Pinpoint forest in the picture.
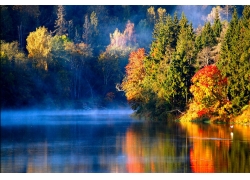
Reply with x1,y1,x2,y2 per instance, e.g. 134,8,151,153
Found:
1,5,249,123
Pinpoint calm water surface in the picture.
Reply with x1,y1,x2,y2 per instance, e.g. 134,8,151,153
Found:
1,110,250,173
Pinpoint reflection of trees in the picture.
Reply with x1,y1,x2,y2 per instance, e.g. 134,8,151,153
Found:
180,122,250,173
227,125,250,173
1,141,51,173
123,122,190,173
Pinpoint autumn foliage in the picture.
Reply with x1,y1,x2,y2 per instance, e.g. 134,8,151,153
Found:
121,48,146,108
181,65,231,121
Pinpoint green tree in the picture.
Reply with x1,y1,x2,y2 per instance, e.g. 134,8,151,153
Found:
218,7,250,115
143,12,173,98
139,11,183,119
212,7,222,38
167,13,196,110
201,22,216,48
195,20,218,69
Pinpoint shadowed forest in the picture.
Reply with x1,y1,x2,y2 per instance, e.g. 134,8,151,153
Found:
1,5,249,123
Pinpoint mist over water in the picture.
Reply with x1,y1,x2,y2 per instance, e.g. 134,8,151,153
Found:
1,109,134,126
1,108,250,172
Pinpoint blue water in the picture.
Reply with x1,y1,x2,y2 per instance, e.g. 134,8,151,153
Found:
1,110,250,173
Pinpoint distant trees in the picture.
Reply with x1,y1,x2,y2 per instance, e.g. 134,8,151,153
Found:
65,41,93,99
0,5,249,121
98,20,137,97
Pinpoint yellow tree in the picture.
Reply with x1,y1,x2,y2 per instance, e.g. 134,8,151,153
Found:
121,48,146,110
26,26,52,71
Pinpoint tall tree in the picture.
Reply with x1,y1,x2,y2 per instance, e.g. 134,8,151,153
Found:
82,14,91,44
167,13,196,109
98,21,137,97
121,48,146,110
67,20,74,40
212,7,222,38
54,5,67,36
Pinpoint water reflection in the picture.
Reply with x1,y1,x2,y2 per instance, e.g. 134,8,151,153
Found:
1,112,250,173
122,122,191,173
1,112,133,173
180,122,250,173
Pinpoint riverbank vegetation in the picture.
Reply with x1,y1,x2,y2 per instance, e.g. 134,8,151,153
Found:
121,6,250,123
1,5,249,123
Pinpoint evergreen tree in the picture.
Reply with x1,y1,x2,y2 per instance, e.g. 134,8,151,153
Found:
172,11,180,48
54,5,67,36
201,22,216,48
212,7,222,38
167,15,196,109
138,10,181,119
82,14,91,44
218,7,250,115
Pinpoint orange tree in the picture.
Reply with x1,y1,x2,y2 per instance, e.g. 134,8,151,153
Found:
180,64,231,121
121,48,146,110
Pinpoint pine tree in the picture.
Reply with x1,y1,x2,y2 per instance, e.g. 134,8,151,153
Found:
172,11,180,48
143,12,176,99
54,5,67,36
139,10,181,118
167,14,196,109
212,7,222,38
201,22,216,48
82,14,91,44
218,7,250,115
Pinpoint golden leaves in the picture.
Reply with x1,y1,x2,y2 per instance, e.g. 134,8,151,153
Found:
26,26,52,59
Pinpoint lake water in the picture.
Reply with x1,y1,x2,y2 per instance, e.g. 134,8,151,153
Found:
1,110,250,173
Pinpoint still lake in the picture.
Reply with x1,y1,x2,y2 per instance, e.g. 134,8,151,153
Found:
1,110,250,173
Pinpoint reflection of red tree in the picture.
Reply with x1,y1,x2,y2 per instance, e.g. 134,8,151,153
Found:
124,130,144,173
190,142,215,173
181,122,232,173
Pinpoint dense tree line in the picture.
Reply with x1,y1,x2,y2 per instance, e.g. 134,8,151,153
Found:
0,5,209,110
121,6,250,122
1,5,249,123
1,5,156,109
